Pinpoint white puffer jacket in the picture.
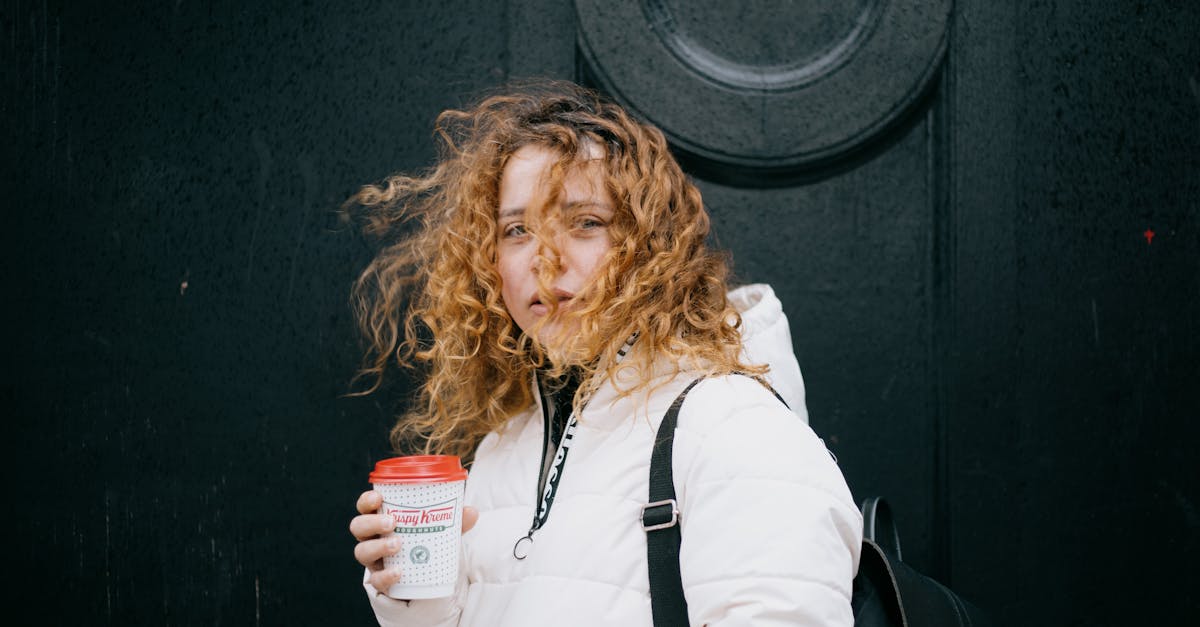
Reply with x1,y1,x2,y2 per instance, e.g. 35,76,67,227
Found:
366,284,862,626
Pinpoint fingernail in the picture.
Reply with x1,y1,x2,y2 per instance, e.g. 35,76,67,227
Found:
381,516,394,529
388,538,402,552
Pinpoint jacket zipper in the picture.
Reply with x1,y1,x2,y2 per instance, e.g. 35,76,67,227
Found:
534,375,552,504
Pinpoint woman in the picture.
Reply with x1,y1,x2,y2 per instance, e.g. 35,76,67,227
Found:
347,81,861,626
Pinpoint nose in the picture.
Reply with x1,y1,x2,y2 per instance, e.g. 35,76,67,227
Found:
532,231,566,274
532,247,563,276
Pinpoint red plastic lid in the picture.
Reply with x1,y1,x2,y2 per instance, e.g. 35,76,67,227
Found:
369,455,468,484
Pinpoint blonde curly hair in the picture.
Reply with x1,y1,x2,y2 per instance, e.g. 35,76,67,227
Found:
348,81,763,461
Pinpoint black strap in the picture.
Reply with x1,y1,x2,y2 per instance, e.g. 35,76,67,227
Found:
644,378,703,627
860,496,902,561
644,374,791,626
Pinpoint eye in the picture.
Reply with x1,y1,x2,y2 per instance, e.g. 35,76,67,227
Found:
573,215,607,231
501,222,528,238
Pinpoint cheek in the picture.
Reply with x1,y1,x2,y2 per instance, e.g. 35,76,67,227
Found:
496,261,515,301
579,240,613,280
495,255,525,316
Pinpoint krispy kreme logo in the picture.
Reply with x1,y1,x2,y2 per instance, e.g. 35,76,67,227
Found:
383,498,457,534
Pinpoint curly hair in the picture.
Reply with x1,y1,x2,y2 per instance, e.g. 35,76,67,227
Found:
347,80,763,462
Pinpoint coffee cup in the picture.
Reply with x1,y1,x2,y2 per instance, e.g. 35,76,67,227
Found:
369,455,468,599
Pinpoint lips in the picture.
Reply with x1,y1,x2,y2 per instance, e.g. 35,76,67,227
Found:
529,289,575,316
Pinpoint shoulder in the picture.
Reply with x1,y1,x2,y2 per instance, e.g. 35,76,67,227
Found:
672,374,850,501
676,374,797,435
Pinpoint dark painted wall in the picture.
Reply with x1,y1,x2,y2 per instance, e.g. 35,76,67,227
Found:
943,3,1199,624
962,2,1199,621
4,1,1197,625
5,2,512,624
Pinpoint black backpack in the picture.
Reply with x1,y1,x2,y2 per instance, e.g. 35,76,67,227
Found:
640,377,991,626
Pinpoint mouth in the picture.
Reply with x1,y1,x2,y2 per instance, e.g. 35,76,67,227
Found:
530,290,574,315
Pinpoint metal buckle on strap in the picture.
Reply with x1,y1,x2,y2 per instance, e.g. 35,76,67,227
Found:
641,499,680,531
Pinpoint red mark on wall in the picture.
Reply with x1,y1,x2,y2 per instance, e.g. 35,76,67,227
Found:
1143,229,1155,244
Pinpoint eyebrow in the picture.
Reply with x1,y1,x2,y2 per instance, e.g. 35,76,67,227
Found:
497,200,613,219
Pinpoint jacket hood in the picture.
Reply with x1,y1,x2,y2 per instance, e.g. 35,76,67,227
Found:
729,284,809,423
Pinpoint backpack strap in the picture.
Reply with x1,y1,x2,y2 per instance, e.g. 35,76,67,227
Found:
642,374,788,626
642,377,703,627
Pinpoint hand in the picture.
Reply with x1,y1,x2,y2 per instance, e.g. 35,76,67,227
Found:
349,490,479,595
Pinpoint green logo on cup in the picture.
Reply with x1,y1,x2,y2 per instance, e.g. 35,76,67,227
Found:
410,545,430,564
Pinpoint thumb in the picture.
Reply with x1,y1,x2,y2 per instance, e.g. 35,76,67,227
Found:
462,506,479,534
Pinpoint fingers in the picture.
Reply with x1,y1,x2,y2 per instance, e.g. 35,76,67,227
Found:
462,506,479,533
367,564,403,595
350,491,391,541
354,535,403,569
351,490,403,594
350,511,396,541
356,490,382,515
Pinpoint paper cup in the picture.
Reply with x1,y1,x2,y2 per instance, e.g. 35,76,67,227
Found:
369,455,468,600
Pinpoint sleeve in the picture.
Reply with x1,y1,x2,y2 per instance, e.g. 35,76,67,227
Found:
672,376,863,627
362,551,469,627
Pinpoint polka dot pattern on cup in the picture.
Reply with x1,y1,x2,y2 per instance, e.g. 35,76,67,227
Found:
375,480,464,590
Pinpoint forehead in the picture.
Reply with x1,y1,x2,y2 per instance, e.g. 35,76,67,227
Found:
498,144,608,212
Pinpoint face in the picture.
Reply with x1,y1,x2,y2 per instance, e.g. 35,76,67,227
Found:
496,144,615,349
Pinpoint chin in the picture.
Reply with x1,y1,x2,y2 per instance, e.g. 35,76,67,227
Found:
534,324,592,364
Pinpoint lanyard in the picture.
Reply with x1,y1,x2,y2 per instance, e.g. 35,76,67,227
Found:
511,335,637,560
513,372,582,559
